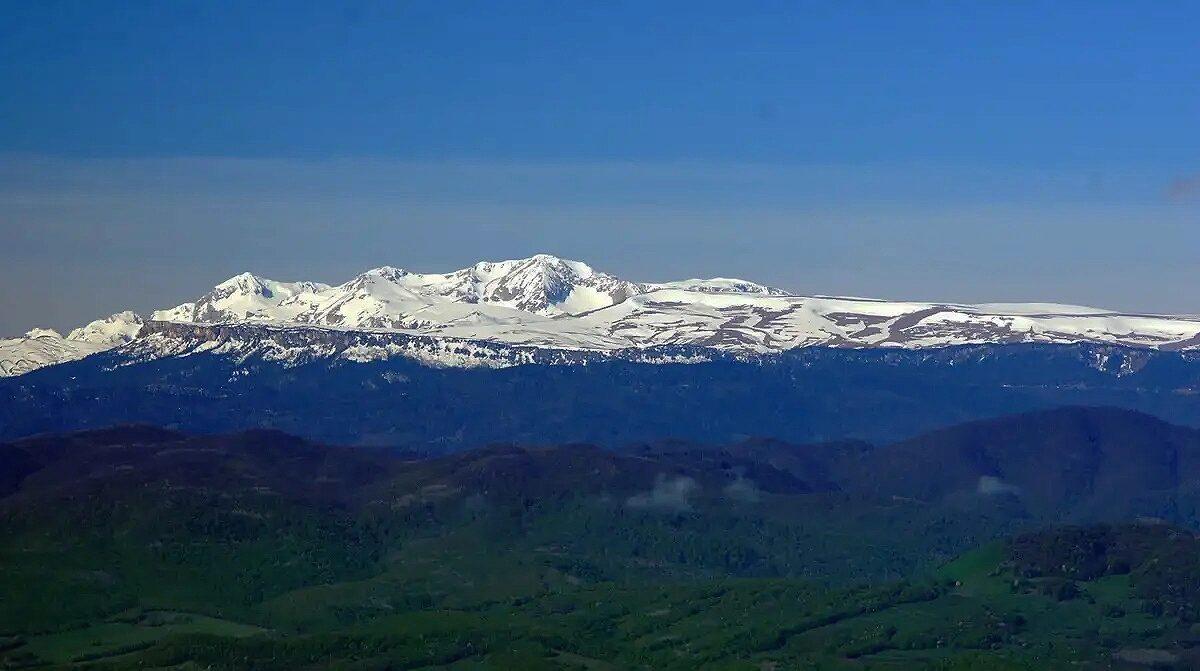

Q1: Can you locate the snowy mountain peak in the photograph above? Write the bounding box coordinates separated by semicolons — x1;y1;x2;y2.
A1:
24;328;64;340
470;254;596;281
66;311;145;346
321;254;638;318
356;266;410;282
215;271;271;294
457;254;628;315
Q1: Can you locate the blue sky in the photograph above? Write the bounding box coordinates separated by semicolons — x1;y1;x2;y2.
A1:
1;1;1198;333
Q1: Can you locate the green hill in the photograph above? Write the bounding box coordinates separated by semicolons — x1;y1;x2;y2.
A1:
5;415;1200;668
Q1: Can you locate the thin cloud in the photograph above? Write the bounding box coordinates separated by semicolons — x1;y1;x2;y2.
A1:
626;475;699;513
977;475;1020;496
723;476;762;503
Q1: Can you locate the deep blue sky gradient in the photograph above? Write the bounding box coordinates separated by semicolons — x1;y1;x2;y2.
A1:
1;1;1198;333
5;1;1199;164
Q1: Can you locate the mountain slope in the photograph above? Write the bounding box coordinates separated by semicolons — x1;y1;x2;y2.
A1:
627;406;1200;527
841;406;1200;522
6;338;1200;449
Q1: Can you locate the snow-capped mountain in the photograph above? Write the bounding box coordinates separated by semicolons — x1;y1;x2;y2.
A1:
5;254;1200;376
150;274;332;324
151;254;642;327
65;310;146;346
375;254;643;315
0;312;143;377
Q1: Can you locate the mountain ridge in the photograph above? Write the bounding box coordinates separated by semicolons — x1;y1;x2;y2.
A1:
6;253;1200;377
